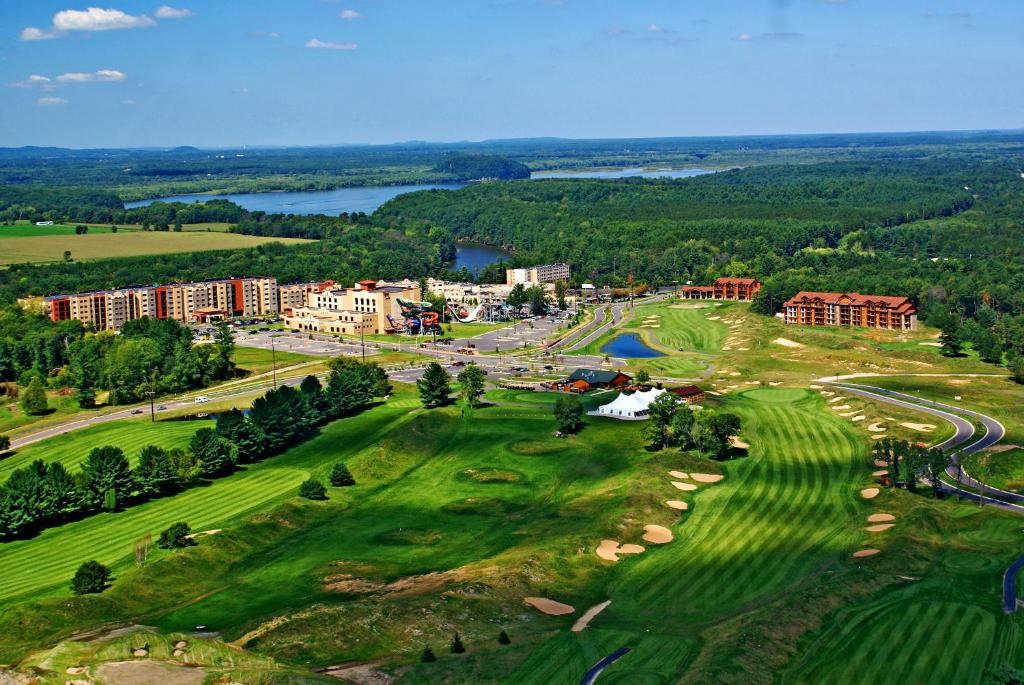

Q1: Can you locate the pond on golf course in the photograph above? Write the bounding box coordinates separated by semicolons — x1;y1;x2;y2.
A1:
600;333;665;358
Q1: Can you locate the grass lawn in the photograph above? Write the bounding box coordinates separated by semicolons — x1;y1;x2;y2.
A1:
231;346;317;376
0;392;82;436
0;231;311;265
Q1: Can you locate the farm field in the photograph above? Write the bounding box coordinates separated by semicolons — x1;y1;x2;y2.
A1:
0;231;311;265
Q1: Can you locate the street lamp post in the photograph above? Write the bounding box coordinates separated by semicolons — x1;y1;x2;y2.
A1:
270;334;280;389
146;390;155;422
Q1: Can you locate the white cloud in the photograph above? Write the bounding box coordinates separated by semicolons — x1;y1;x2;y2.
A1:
37;97;68;106
305;38;358;50
339;9;361;19
156;6;192;19
55;69;127;83
737;32;753;41
20;27;58;41
22;7;156;40
29;75;52;84
647;23;664;33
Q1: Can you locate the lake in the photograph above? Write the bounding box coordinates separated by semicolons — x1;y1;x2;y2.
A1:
600;333;665;358
453;243;509;275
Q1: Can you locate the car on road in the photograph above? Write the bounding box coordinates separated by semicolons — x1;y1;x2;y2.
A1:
451;361;466;367
194;395;210;404
131;409;144;415
543;365;554;370
156;405;167;411
512;366;529;372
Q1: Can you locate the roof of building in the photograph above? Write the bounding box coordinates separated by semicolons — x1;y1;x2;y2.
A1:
714;277;760;285
783;291;916;313
669;385;704;397
568;368;632;385
597;388;668;415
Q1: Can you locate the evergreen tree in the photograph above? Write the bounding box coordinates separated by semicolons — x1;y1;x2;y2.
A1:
215;408;264;462
450;632;466;654
40;461;81;520
329;462;356;487
498;630;511;645
553;395;584;434
190;428;237;478
71;560;110;595
417;362;451;408
207;323;236;380
298;477;327;500
420;647;437;663
457;364;487;408
300;374;329;419
939;316;964;357
81;446;131;510
20;376;49;416
0;434;9;453
134;445;180;498
325;359;375;417
157;521;195;549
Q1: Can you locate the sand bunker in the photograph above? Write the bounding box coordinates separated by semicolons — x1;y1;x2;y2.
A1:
838;410;859;417
96;661;206;685
820;390;836;396
868;513;896;522
524;596;575;615
185;529;221;540
868;423;887;433
671;481;698;491
861;487;880;499
729;435;750;449
901;422;936;432
828;397;846;404
707;316;721;321
919;341;943;347
668;470;689;479
773;337;804;348
690;473;724;483
596;539;646;561
865;523;895;533
872;470;889;477
872;435;886;440
851;415;866;422
642;525;673;544
873;459;889;467
810;384;824;389
666;500;689;510
853;549;881;558
571;600;612;632
832;405;852;411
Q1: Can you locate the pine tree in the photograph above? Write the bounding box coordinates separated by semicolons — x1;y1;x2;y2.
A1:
329;462;355;487
190;428;237;478
134;445;180;498
417;362;451;408
450;632;466;654
299;478;327;500
82;446;131;510
420;647;437;663
498;630;511;645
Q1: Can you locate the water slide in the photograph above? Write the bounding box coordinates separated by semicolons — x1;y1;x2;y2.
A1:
396;298;443;335
446;303;484;323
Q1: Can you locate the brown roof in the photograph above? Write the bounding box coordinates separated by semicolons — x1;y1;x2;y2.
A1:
783;291;916;314
714;277;759;286
669;385;704;397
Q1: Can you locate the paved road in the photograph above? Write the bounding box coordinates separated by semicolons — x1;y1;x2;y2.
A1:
580;647;631;685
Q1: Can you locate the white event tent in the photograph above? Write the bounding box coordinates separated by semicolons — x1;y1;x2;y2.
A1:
593;388;670;420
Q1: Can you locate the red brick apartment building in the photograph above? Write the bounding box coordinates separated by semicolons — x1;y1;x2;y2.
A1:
783;292;917;330
681;277;762;301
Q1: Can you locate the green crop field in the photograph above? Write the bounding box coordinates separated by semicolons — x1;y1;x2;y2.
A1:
0;231;311;265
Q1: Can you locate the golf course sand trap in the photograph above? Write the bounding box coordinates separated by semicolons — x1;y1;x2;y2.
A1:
668;470;689;479
773;337;804;348
666;500;689;510
729;371;742;376
861;487;880;499
185;529;222;539
853;549;881;558
707;316;722;320
851;415;866;422
523;596;576;615
874;459;889;467
810;384;824;389
865;523;895;532
868;422;887;432
829;397;846;404
729;435;750;449
919;341;943;347
820;390;836;396
690;473;724;483
872;470;889;477
868;513;896;522
571;600;612;632
832;405;852;411
838;410;859;417
642;525;673;543
95;661;206;685
872;435;887;440
596;540;646;561
671;481;698;491
901;422;936;432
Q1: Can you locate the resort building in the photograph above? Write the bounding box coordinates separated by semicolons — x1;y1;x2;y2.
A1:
282;279;421;335
681;277;762;301
506;263;571;286
277;280;334;313
563;368;632;392
782;292;917;330
426;278;516;305
46;277;280;330
668;385;706;403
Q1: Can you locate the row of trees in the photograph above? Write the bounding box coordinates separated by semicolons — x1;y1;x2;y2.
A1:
0;358;388;540
872;438;949;494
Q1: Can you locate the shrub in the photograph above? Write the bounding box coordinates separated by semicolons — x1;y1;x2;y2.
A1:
329;462;356;487
20;376;49;416
299;478;327;500
157;522;195;549
71;560;111;595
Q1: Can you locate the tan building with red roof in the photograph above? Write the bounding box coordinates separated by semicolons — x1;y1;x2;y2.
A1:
783;292;917;330
681;277;762;302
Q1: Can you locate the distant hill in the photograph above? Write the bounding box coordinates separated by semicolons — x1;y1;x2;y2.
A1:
433;154;530;181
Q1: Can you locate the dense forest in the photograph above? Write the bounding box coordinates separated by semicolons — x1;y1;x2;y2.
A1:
432;154;530;180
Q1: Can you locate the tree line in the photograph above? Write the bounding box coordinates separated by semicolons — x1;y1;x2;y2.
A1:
0;357;388;540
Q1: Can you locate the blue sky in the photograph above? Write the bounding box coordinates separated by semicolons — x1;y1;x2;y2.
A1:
1;1;1021;148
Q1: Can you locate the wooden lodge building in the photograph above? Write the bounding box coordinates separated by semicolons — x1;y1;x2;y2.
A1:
668;385;706;403
782;292;917;330
681;277;762;302
552;368;633;393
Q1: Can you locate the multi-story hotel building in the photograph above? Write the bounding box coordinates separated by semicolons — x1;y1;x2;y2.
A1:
46;277;281;330
681;277;762;301
278;280;334;313
283;279;422;335
782;291;917;330
506;263;571;286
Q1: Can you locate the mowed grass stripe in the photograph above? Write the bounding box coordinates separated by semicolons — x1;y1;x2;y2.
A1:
0;465;309;602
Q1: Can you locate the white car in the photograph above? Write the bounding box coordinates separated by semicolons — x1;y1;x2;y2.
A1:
194;395;210;404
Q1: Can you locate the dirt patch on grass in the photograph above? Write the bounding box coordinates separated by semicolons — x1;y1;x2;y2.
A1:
571;600;611;632
523;597;575;615
729;436;750;449
872;470;888;477
94;661;206;685
506;438;570;456
324;662;396;685
642;525;673;543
